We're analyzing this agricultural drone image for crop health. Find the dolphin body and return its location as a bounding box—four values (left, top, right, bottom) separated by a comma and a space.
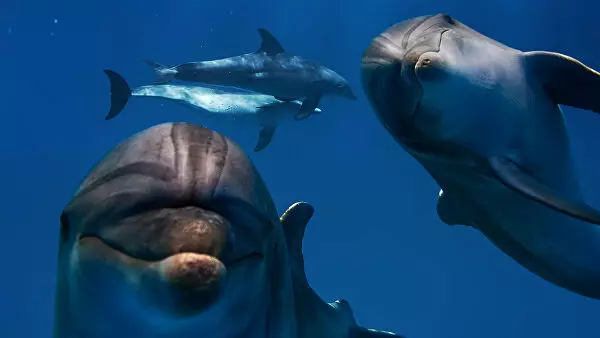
103, 70, 322, 152
144, 28, 357, 120
54, 122, 404, 338
361, 13, 600, 299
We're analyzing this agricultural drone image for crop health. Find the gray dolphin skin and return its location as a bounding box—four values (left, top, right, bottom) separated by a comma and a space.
54, 122, 404, 338
361, 13, 600, 299
144, 28, 356, 120
103, 69, 321, 152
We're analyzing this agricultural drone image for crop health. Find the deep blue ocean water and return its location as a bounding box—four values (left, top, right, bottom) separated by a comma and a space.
2, 0, 600, 337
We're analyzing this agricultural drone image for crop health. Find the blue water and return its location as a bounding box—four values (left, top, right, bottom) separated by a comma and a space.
2, 0, 600, 337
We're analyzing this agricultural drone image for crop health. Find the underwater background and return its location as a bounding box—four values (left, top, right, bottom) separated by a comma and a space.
2, 0, 600, 337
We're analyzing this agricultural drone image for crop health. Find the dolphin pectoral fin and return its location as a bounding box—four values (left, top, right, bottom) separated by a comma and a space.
295, 96, 321, 120
487, 156, 600, 225
355, 327, 406, 338
436, 189, 472, 226
524, 51, 600, 113
103, 69, 132, 120
254, 125, 276, 152
256, 28, 285, 56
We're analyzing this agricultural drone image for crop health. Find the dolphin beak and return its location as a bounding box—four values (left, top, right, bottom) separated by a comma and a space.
74, 207, 239, 318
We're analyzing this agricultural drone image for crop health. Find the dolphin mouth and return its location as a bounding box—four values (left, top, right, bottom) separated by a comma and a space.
74, 204, 265, 317
76, 233, 264, 317
77, 234, 263, 268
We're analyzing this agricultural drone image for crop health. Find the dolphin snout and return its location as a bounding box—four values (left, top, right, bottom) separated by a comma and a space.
77, 206, 232, 316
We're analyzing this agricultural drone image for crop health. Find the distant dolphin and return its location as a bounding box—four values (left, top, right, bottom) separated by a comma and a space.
144, 28, 356, 120
54, 122, 405, 338
103, 69, 322, 152
361, 13, 600, 299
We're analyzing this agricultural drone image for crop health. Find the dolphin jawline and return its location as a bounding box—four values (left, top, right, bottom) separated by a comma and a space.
74, 233, 265, 318
77, 234, 264, 268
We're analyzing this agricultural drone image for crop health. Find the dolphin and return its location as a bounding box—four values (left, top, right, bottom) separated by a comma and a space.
361, 13, 600, 299
103, 69, 322, 152
54, 122, 404, 338
144, 28, 356, 120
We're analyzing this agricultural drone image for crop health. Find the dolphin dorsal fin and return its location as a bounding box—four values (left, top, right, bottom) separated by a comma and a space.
280, 202, 313, 272
257, 28, 285, 56
280, 203, 406, 338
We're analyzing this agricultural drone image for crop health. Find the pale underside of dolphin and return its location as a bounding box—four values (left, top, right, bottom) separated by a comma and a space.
361, 13, 600, 298
54, 122, 404, 338
103, 69, 322, 152
143, 28, 357, 120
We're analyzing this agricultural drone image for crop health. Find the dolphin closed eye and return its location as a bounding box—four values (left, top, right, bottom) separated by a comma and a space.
54, 122, 404, 338
361, 13, 600, 299
142, 28, 356, 120
102, 69, 322, 152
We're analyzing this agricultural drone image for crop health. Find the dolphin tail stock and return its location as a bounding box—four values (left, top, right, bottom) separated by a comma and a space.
143, 59, 176, 85
103, 69, 132, 120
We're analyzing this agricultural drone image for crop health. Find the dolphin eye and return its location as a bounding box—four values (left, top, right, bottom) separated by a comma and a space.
60, 212, 70, 242
415, 52, 447, 82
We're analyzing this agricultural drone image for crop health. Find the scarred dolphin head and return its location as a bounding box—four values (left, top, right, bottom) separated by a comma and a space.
361, 13, 520, 152
54, 122, 291, 338
361, 14, 454, 143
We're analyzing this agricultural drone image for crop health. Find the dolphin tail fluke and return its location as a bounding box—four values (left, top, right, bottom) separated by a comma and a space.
103, 69, 132, 120
143, 59, 175, 85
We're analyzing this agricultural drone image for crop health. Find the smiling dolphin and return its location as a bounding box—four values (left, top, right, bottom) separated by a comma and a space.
144, 28, 356, 120
54, 122, 404, 338
103, 69, 322, 152
361, 13, 600, 298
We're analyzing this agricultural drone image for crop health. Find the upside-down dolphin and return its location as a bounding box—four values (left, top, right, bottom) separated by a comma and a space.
103, 69, 322, 152
54, 122, 404, 338
361, 13, 600, 299
144, 28, 356, 120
